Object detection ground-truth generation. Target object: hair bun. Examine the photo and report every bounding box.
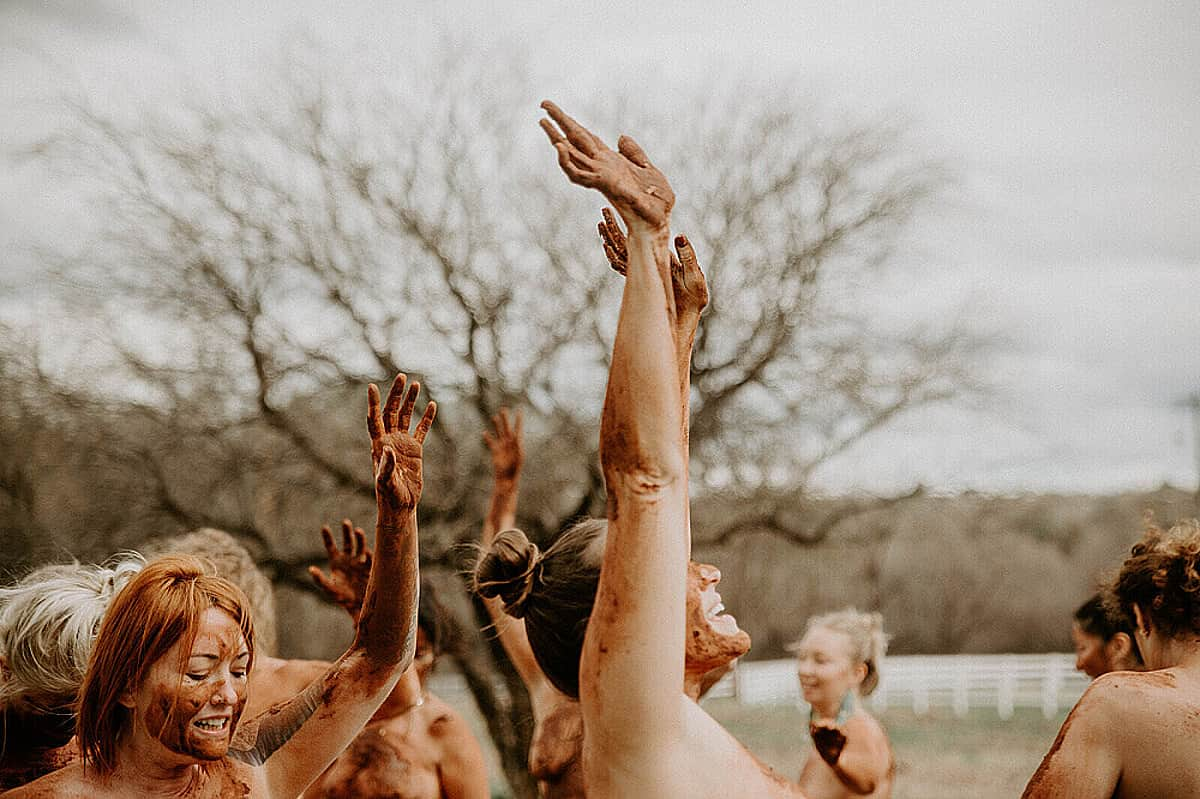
[474,529,543,619]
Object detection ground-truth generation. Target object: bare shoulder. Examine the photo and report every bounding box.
[1085,669,1183,718]
[422,692,471,741]
[2,763,88,799]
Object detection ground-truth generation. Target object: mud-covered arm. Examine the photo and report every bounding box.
[261,374,436,799]
[229,676,325,766]
[1021,680,1121,798]
[540,100,687,751]
[810,717,890,795]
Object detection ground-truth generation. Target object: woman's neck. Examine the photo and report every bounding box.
[109,726,208,795]
[810,690,857,724]
[1156,637,1200,671]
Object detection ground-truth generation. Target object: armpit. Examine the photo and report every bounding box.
[228,675,324,766]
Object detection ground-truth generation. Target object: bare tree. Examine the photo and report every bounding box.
[11,42,988,797]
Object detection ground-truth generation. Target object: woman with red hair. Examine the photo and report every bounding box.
[3,374,434,799]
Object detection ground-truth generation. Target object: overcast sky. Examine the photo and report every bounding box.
[1,0,1197,495]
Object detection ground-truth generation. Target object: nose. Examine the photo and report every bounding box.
[210,676,239,708]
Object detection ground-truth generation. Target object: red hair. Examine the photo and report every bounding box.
[76,555,255,775]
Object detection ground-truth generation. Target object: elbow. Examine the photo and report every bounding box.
[601,448,685,498]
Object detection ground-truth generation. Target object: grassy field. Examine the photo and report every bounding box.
[445,683,1069,798]
[705,699,1066,799]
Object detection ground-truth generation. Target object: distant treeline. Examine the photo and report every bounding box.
[693,486,1199,659]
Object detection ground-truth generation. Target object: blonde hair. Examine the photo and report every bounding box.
[797,608,889,696]
[0,554,144,710]
[143,528,277,655]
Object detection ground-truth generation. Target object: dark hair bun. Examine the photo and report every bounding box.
[474,529,542,619]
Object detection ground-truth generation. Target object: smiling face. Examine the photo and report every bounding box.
[122,607,249,762]
[684,561,751,673]
[794,625,866,715]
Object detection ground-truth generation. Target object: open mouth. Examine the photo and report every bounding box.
[706,602,726,619]
[193,717,230,734]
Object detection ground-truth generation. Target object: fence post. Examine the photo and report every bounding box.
[997,665,1016,720]
[1041,656,1063,718]
[953,667,969,718]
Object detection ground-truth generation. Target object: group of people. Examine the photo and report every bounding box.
[0,102,1197,799]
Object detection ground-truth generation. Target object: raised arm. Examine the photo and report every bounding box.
[476,409,551,697]
[260,374,435,799]
[541,101,687,752]
[598,206,708,424]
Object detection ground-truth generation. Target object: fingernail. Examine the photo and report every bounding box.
[675,235,687,248]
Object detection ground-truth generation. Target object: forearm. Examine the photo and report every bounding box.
[482,478,519,546]
[352,507,419,673]
[588,222,688,739]
[599,224,682,485]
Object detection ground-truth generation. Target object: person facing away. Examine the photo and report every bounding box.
[1024,518,1200,798]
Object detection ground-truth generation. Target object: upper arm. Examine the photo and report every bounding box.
[833,718,891,794]
[1022,684,1122,798]
[435,711,491,799]
[261,652,398,799]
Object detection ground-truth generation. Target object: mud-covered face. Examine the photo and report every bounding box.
[684,561,751,673]
[1071,623,1112,679]
[795,626,864,713]
[124,607,249,762]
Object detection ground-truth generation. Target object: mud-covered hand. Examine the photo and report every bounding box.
[810,722,848,767]
[483,407,524,484]
[308,519,373,616]
[598,207,709,315]
[540,100,674,231]
[367,373,436,513]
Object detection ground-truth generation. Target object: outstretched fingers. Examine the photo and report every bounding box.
[320,524,338,561]
[540,100,601,156]
[383,373,408,432]
[413,400,437,443]
[366,383,383,440]
[398,380,420,432]
[617,134,651,168]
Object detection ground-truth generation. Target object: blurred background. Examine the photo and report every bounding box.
[2,1,1198,796]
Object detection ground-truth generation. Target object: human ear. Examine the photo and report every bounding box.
[1106,632,1133,664]
[853,661,868,686]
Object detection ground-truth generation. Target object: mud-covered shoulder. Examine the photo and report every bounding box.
[0,763,86,799]
[1086,669,1180,718]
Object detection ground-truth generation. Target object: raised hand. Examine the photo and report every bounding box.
[540,100,673,231]
[366,374,436,513]
[483,408,524,485]
[810,722,848,767]
[308,519,373,617]
[598,207,709,317]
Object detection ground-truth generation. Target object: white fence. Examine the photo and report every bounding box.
[706,653,1090,719]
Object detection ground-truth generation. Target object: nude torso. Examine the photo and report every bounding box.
[305,692,471,799]
[797,714,894,799]
[585,696,805,799]
[0,758,268,799]
[528,698,586,799]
